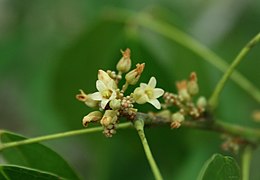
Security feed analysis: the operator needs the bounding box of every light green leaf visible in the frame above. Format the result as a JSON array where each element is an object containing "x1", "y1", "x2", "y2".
[
  {"x1": 0, "y1": 131, "x2": 80, "y2": 180},
  {"x1": 197, "y1": 153, "x2": 240, "y2": 180},
  {"x1": 0, "y1": 164, "x2": 65, "y2": 180}
]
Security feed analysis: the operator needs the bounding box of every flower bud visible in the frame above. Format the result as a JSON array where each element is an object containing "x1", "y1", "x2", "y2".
[
  {"x1": 82, "y1": 111, "x2": 103, "y2": 127},
  {"x1": 98, "y1": 70, "x2": 117, "y2": 89},
  {"x1": 171, "y1": 112, "x2": 185, "y2": 122},
  {"x1": 109, "y1": 99, "x2": 121, "y2": 110},
  {"x1": 197, "y1": 96, "x2": 207, "y2": 109},
  {"x1": 125, "y1": 63, "x2": 145, "y2": 85},
  {"x1": 76, "y1": 90, "x2": 99, "y2": 108},
  {"x1": 179, "y1": 89, "x2": 190, "y2": 102},
  {"x1": 100, "y1": 110, "x2": 118, "y2": 127},
  {"x1": 116, "y1": 48, "x2": 131, "y2": 73},
  {"x1": 171, "y1": 112, "x2": 185, "y2": 129},
  {"x1": 176, "y1": 81, "x2": 190, "y2": 101},
  {"x1": 187, "y1": 72, "x2": 199, "y2": 95}
]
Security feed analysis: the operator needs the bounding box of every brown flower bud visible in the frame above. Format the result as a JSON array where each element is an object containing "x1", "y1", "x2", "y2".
[
  {"x1": 82, "y1": 111, "x2": 103, "y2": 127},
  {"x1": 76, "y1": 90, "x2": 99, "y2": 108}
]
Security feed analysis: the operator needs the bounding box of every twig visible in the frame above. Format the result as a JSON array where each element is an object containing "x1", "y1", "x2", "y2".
[
  {"x1": 0, "y1": 122, "x2": 132, "y2": 152},
  {"x1": 209, "y1": 32, "x2": 260, "y2": 109},
  {"x1": 242, "y1": 145, "x2": 253, "y2": 180},
  {"x1": 133, "y1": 119, "x2": 163, "y2": 180}
]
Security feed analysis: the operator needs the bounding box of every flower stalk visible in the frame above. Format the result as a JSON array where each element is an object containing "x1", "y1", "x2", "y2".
[{"x1": 133, "y1": 119, "x2": 163, "y2": 180}]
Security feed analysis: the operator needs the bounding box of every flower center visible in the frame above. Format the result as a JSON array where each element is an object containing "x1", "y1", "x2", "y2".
[
  {"x1": 145, "y1": 88, "x2": 154, "y2": 99},
  {"x1": 102, "y1": 89, "x2": 113, "y2": 99}
]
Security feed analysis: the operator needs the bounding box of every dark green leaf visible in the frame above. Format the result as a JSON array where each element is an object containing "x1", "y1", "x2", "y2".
[
  {"x1": 0, "y1": 131, "x2": 79, "y2": 180},
  {"x1": 0, "y1": 164, "x2": 64, "y2": 180},
  {"x1": 197, "y1": 153, "x2": 240, "y2": 180}
]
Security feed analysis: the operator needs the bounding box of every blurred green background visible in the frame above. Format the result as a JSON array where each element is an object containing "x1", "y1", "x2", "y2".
[{"x1": 0, "y1": 0, "x2": 259, "y2": 179}]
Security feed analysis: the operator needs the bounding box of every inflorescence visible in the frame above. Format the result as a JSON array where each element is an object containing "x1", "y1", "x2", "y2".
[
  {"x1": 76, "y1": 48, "x2": 164, "y2": 137},
  {"x1": 76, "y1": 48, "x2": 207, "y2": 137}
]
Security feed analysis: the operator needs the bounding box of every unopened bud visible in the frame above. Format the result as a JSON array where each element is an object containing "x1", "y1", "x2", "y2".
[
  {"x1": 98, "y1": 70, "x2": 117, "y2": 89},
  {"x1": 187, "y1": 72, "x2": 199, "y2": 95},
  {"x1": 125, "y1": 63, "x2": 145, "y2": 85},
  {"x1": 100, "y1": 110, "x2": 118, "y2": 127},
  {"x1": 197, "y1": 96, "x2": 207, "y2": 109},
  {"x1": 179, "y1": 89, "x2": 190, "y2": 101},
  {"x1": 76, "y1": 90, "x2": 99, "y2": 108},
  {"x1": 176, "y1": 81, "x2": 191, "y2": 101},
  {"x1": 116, "y1": 48, "x2": 131, "y2": 73},
  {"x1": 171, "y1": 112, "x2": 185, "y2": 122},
  {"x1": 171, "y1": 112, "x2": 185, "y2": 129},
  {"x1": 82, "y1": 111, "x2": 102, "y2": 127},
  {"x1": 109, "y1": 99, "x2": 121, "y2": 110}
]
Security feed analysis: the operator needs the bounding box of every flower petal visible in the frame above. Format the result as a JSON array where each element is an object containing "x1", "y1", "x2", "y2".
[
  {"x1": 96, "y1": 80, "x2": 107, "y2": 92},
  {"x1": 101, "y1": 99, "x2": 109, "y2": 109},
  {"x1": 107, "y1": 79, "x2": 117, "y2": 90},
  {"x1": 140, "y1": 83, "x2": 147, "y2": 89},
  {"x1": 148, "y1": 77, "x2": 156, "y2": 88},
  {"x1": 109, "y1": 91, "x2": 117, "y2": 101},
  {"x1": 98, "y1": 70, "x2": 110, "y2": 82},
  {"x1": 148, "y1": 99, "x2": 161, "y2": 109},
  {"x1": 91, "y1": 92, "x2": 102, "y2": 101},
  {"x1": 135, "y1": 94, "x2": 149, "y2": 104},
  {"x1": 153, "y1": 88, "x2": 164, "y2": 98}
]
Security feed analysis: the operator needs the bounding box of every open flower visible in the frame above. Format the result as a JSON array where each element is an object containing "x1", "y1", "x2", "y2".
[
  {"x1": 133, "y1": 77, "x2": 164, "y2": 109},
  {"x1": 91, "y1": 79, "x2": 117, "y2": 109}
]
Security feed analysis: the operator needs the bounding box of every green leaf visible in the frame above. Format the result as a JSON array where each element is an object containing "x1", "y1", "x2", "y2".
[
  {"x1": 0, "y1": 131, "x2": 80, "y2": 180},
  {"x1": 197, "y1": 153, "x2": 241, "y2": 180},
  {"x1": 0, "y1": 164, "x2": 65, "y2": 180}
]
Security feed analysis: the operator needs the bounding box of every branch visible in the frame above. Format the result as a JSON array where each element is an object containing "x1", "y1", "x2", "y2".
[
  {"x1": 0, "y1": 122, "x2": 132, "y2": 152},
  {"x1": 209, "y1": 32, "x2": 260, "y2": 109},
  {"x1": 137, "y1": 112, "x2": 260, "y2": 143},
  {"x1": 242, "y1": 145, "x2": 253, "y2": 180},
  {"x1": 1, "y1": 113, "x2": 260, "y2": 152}
]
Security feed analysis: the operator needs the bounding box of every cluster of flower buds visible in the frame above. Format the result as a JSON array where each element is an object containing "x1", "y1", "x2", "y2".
[
  {"x1": 76, "y1": 48, "x2": 165, "y2": 137},
  {"x1": 162, "y1": 72, "x2": 207, "y2": 129},
  {"x1": 221, "y1": 134, "x2": 248, "y2": 154}
]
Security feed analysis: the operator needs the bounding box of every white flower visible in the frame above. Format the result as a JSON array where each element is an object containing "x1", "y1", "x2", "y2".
[
  {"x1": 133, "y1": 77, "x2": 164, "y2": 109},
  {"x1": 91, "y1": 79, "x2": 117, "y2": 109}
]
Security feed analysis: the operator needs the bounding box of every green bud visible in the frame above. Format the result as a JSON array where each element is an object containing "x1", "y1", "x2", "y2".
[
  {"x1": 187, "y1": 72, "x2": 199, "y2": 95},
  {"x1": 116, "y1": 48, "x2": 131, "y2": 73},
  {"x1": 171, "y1": 112, "x2": 185, "y2": 122},
  {"x1": 197, "y1": 96, "x2": 207, "y2": 109},
  {"x1": 109, "y1": 99, "x2": 121, "y2": 110},
  {"x1": 100, "y1": 110, "x2": 118, "y2": 126}
]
